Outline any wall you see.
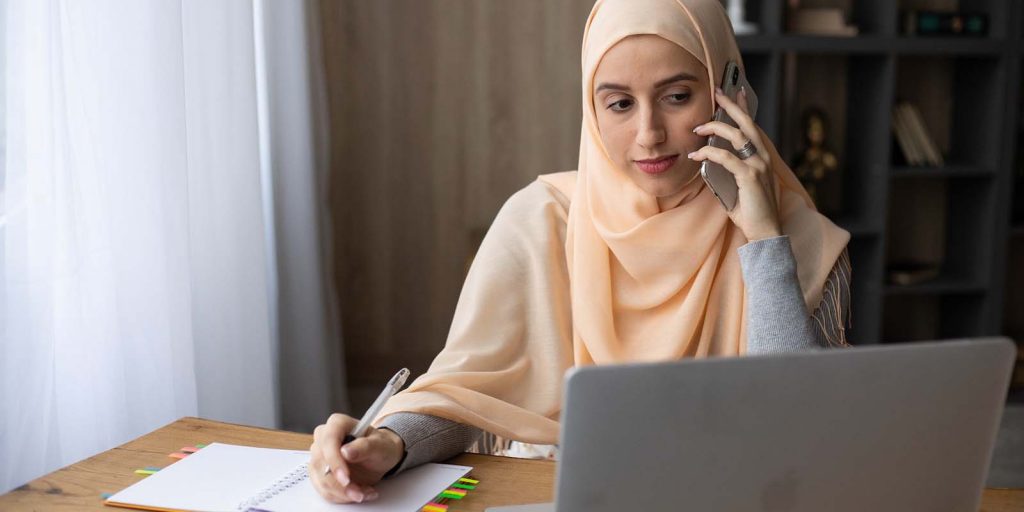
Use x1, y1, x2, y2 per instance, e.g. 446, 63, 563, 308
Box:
318, 0, 594, 409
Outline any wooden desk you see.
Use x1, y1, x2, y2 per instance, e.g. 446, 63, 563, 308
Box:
0, 417, 1020, 512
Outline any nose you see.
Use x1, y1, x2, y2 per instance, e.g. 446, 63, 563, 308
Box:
635, 104, 666, 149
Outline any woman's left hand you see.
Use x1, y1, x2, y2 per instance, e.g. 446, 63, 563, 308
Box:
687, 87, 782, 242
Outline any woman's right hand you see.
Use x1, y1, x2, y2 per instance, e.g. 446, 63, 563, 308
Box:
309, 413, 406, 503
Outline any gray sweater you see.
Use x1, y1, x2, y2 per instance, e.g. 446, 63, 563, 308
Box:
378, 235, 850, 476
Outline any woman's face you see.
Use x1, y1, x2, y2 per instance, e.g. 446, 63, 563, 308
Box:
592, 35, 712, 199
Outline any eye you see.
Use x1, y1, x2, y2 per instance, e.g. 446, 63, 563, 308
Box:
607, 98, 634, 112
664, 93, 690, 104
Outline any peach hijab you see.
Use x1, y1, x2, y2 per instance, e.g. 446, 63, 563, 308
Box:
375, 0, 849, 445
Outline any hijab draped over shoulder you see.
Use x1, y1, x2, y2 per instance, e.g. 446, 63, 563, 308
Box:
375, 0, 850, 445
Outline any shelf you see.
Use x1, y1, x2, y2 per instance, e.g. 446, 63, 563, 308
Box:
890, 165, 995, 178
737, 35, 1007, 55
884, 276, 987, 295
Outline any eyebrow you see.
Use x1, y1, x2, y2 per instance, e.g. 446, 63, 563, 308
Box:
594, 72, 699, 93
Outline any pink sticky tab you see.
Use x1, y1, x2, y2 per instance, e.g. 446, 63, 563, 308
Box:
168, 452, 188, 460
180, 447, 199, 453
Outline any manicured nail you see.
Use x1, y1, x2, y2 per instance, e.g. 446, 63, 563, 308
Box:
335, 470, 349, 486
687, 151, 698, 159
693, 124, 704, 133
365, 489, 379, 501
347, 487, 364, 503
341, 446, 355, 460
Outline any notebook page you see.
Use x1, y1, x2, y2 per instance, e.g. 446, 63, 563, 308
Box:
253, 462, 472, 512
106, 443, 309, 512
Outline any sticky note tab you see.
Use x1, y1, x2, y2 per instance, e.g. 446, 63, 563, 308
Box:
444, 488, 466, 496
195, 443, 207, 448
101, 493, 113, 499
144, 466, 162, 471
439, 492, 464, 500
180, 446, 199, 453
458, 477, 479, 484
168, 452, 188, 459
134, 469, 157, 476
422, 504, 448, 512
451, 482, 475, 490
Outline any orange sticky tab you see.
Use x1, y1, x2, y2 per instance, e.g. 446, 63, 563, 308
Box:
168, 452, 188, 459
422, 504, 448, 512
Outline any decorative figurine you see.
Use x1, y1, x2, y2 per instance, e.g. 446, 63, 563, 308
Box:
791, 107, 839, 210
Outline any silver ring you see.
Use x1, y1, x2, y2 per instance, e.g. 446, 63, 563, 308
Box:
736, 140, 757, 160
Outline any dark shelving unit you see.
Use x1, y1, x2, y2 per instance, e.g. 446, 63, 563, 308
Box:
735, 0, 1018, 347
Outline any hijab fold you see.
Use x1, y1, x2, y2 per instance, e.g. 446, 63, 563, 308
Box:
375, 0, 850, 445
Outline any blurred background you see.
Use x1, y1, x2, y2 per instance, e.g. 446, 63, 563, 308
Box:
2, 0, 1022, 494
324, 0, 1024, 408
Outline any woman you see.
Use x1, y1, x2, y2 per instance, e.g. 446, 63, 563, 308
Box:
310, 0, 851, 503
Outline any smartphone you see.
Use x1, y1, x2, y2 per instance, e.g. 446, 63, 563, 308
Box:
699, 61, 758, 211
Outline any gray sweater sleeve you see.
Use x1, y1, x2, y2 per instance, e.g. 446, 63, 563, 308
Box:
379, 235, 849, 475
377, 412, 482, 477
738, 235, 850, 353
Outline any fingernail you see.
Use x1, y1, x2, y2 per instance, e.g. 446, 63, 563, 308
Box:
715, 87, 723, 95
366, 490, 379, 501
335, 470, 349, 486
347, 487, 364, 503
341, 446, 355, 460
740, 85, 747, 96
693, 124, 704, 133
687, 151, 698, 159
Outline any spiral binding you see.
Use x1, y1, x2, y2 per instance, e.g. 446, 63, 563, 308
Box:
235, 461, 310, 511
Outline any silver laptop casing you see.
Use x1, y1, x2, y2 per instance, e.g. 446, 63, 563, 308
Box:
490, 338, 1014, 512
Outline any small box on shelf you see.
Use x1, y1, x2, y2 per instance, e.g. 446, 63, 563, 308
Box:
901, 10, 989, 37
787, 7, 858, 36
898, 0, 1008, 38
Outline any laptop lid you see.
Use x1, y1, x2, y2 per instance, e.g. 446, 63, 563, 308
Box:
553, 338, 1015, 511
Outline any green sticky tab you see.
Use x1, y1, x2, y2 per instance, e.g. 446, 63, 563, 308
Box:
451, 483, 475, 490
195, 443, 207, 448
439, 492, 464, 500
144, 466, 162, 471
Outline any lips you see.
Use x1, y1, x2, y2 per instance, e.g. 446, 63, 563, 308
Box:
634, 154, 679, 175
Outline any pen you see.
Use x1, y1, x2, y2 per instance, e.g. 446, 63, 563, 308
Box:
323, 368, 410, 476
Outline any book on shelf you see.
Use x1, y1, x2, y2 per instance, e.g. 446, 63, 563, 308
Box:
901, 103, 944, 166
901, 10, 988, 37
891, 102, 944, 167
887, 261, 941, 287
892, 106, 921, 166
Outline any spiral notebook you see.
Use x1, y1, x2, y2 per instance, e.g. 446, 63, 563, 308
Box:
104, 442, 472, 512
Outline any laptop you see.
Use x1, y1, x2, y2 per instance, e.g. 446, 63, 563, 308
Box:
487, 337, 1016, 511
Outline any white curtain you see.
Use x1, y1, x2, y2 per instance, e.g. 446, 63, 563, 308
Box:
256, 0, 348, 434
0, 0, 345, 492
